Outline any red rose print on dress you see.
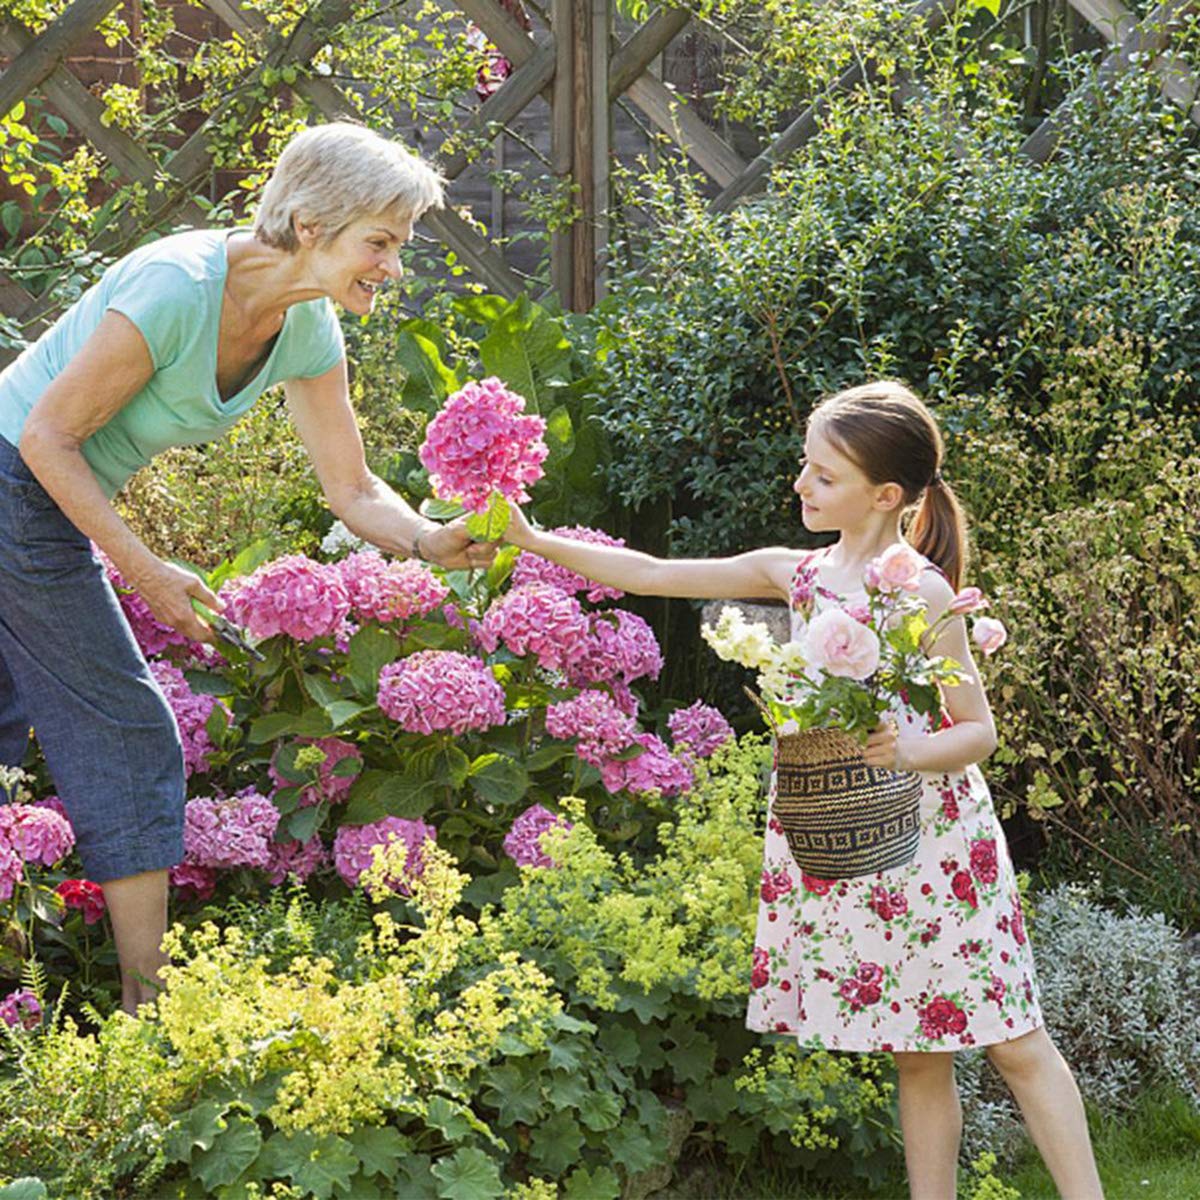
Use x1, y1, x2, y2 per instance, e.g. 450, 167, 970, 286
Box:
919, 995, 968, 1040
802, 871, 835, 896
969, 838, 998, 884
751, 946, 770, 989
839, 962, 885, 1011
868, 885, 909, 921
1012, 899, 1027, 945
951, 870, 978, 908
761, 868, 795, 902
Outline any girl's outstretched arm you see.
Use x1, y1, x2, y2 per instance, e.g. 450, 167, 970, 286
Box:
896, 571, 998, 775
503, 506, 797, 602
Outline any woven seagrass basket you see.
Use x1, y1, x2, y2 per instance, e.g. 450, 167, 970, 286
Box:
773, 727, 921, 879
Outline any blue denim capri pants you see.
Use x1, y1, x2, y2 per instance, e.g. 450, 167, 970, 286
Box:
0, 434, 185, 882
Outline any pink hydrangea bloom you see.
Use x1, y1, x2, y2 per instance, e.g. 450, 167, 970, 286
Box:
0, 988, 41, 1030
269, 737, 361, 808
568, 610, 663, 687
265, 835, 328, 885
180, 791, 280, 870
600, 733, 693, 798
667, 701, 734, 759
149, 660, 225, 776
477, 584, 590, 671
378, 651, 507, 735
0, 840, 22, 902
32, 794, 70, 823
545, 690, 637, 767
221, 555, 351, 642
0, 802, 75, 867
333, 817, 436, 892
503, 804, 572, 868
418, 377, 548, 513
338, 551, 450, 624
169, 861, 218, 900
510, 526, 627, 603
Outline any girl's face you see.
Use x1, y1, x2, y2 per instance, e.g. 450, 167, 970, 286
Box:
793, 426, 886, 534
311, 213, 413, 315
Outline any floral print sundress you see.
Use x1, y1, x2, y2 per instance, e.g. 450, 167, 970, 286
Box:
745, 549, 1044, 1052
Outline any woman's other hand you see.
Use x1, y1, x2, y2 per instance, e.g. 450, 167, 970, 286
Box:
863, 719, 901, 771
418, 519, 496, 571
137, 560, 224, 642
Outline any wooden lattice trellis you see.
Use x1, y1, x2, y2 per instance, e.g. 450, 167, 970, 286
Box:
1, 0, 1198, 351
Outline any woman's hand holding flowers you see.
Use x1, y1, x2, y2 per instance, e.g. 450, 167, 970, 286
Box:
416, 518, 496, 570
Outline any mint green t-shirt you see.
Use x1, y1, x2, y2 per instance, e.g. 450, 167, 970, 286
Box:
0, 228, 345, 497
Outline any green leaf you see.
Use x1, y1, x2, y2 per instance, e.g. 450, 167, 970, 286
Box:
666, 1025, 717, 1084
286, 804, 322, 843
467, 753, 529, 806
182, 670, 231, 697
0, 1181, 49, 1200
577, 1087, 622, 1132
478, 295, 571, 412
529, 1109, 586, 1176
421, 497, 466, 521
524, 742, 576, 771
347, 1126, 409, 1178
395, 330, 458, 414
547, 1034, 587, 1072
436, 743, 471, 789
480, 1062, 545, 1125
327, 700, 371, 729
608, 1117, 663, 1175
302, 674, 344, 708
208, 537, 275, 591
192, 1115, 262, 1192
544, 1068, 589, 1111
395, 1153, 439, 1198
464, 494, 510, 542
248, 709, 333, 744
563, 1165, 621, 1200
431, 1147, 504, 1200
596, 1023, 640, 1069
424, 1095, 480, 1144
286, 1132, 359, 1200
164, 1100, 224, 1163
346, 625, 402, 696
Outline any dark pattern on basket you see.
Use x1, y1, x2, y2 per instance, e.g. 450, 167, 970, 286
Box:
774, 728, 921, 879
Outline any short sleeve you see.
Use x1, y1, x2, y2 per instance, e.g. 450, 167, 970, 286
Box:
289, 298, 345, 379
104, 261, 197, 370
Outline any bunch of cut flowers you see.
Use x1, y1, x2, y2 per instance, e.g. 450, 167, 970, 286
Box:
702, 544, 1004, 739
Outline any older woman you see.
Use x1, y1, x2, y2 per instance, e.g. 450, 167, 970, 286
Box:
0, 122, 491, 1011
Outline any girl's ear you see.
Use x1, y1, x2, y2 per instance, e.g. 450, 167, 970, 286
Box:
874, 481, 905, 512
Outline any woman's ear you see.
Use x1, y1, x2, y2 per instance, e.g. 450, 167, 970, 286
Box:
874, 481, 905, 512
292, 214, 322, 247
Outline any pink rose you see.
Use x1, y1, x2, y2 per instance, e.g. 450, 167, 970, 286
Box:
751, 947, 769, 989
948, 586, 988, 616
870, 543, 924, 593
804, 608, 881, 679
973, 617, 1008, 656
969, 838, 998, 885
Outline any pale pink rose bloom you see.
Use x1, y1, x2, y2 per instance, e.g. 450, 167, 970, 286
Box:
948, 586, 988, 616
804, 608, 881, 679
973, 616, 1008, 656
871, 543, 924, 592
863, 560, 883, 590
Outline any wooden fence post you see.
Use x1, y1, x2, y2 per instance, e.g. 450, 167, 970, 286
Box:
550, 0, 574, 302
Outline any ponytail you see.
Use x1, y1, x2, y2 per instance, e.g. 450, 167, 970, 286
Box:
907, 478, 968, 591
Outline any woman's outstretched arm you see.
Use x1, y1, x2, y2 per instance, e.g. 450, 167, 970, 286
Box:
504, 505, 797, 602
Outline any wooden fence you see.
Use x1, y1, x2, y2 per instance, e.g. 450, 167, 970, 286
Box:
0, 0, 1197, 348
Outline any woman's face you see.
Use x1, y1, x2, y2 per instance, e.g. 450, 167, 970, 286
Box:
312, 213, 414, 315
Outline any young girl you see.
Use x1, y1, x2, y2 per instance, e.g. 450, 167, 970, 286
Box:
503, 381, 1103, 1198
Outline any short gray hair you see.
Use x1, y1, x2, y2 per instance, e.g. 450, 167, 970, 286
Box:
254, 122, 445, 250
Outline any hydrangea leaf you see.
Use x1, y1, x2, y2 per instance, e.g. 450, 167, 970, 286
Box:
430, 1146, 505, 1200
346, 625, 403, 696
524, 742, 576, 771
562, 1165, 621, 1200
191, 1114, 262, 1192
395, 330, 458, 414
528, 1109, 585, 1176
465, 494, 511, 542
467, 754, 529, 806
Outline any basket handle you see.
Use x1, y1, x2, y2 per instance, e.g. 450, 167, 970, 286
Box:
742, 686, 782, 737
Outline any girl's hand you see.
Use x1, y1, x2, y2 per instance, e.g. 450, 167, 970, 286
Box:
502, 503, 538, 550
863, 719, 901, 771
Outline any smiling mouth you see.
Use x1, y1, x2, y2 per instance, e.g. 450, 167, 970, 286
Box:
355, 278, 384, 296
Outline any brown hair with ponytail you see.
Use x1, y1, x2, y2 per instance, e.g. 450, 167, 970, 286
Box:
808, 381, 969, 589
